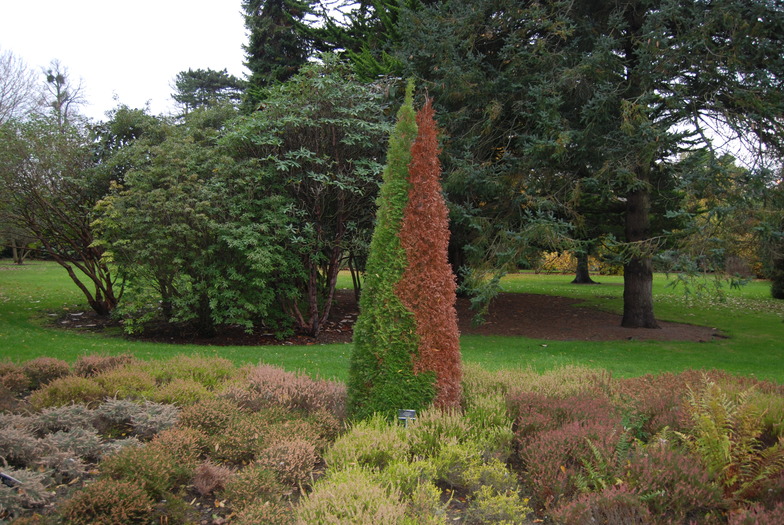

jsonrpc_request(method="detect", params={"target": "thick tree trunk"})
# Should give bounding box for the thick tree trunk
[572,251,597,284]
[621,182,660,328]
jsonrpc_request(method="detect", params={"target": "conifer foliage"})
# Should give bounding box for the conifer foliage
[348,84,461,419]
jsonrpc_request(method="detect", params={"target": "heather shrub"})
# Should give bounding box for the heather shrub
[612,372,695,437]
[296,467,405,524]
[0,361,30,393]
[127,401,180,439]
[402,480,448,524]
[151,377,212,406]
[509,390,619,439]
[94,398,179,439]
[22,357,70,389]
[193,461,233,497]
[625,445,725,521]
[40,427,104,461]
[94,367,156,399]
[242,364,347,418]
[28,375,105,410]
[407,407,472,458]
[93,398,145,437]
[73,353,136,377]
[378,459,438,496]
[221,463,288,510]
[149,427,207,467]
[100,443,192,499]
[147,354,236,389]
[0,468,54,521]
[464,485,532,525]
[37,450,88,483]
[208,412,269,465]
[59,478,154,525]
[32,403,95,434]
[234,500,294,525]
[0,426,40,467]
[177,396,244,434]
[257,439,318,487]
[516,421,620,509]
[0,383,20,412]
[729,502,784,525]
[431,440,518,495]
[324,414,409,471]
[550,485,653,525]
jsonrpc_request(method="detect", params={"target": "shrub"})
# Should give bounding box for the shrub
[550,485,653,525]
[59,478,154,525]
[36,450,88,484]
[73,354,136,377]
[208,412,269,465]
[94,398,179,439]
[221,463,288,510]
[22,357,70,389]
[40,427,104,461]
[234,500,294,525]
[508,390,619,440]
[258,439,318,487]
[464,485,532,525]
[431,440,518,495]
[147,354,236,389]
[324,415,409,471]
[193,461,233,497]
[94,367,156,399]
[0,468,53,521]
[407,408,472,458]
[0,426,40,467]
[378,459,438,497]
[296,467,405,524]
[177,397,244,435]
[625,445,725,521]
[148,427,207,467]
[403,480,448,524]
[28,375,105,410]
[100,443,192,499]
[32,403,95,434]
[729,502,784,525]
[151,377,212,406]
[0,361,30,393]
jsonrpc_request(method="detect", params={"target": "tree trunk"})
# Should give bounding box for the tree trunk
[621,182,660,328]
[571,251,597,284]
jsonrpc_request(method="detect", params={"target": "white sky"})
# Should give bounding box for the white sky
[0,0,248,121]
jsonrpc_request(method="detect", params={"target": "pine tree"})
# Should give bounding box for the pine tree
[397,98,462,409]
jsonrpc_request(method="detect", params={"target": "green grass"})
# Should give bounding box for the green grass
[2,261,783,383]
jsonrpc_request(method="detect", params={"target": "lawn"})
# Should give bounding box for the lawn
[2,260,783,383]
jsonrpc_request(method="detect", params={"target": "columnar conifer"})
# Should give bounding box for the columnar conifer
[348,84,462,419]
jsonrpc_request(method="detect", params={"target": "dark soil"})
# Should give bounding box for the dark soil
[57,288,721,345]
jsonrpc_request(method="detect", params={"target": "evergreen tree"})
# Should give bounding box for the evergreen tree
[171,68,244,114]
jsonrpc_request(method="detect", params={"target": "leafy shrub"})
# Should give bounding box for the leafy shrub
[177,396,244,435]
[22,357,70,389]
[516,421,620,509]
[625,445,725,521]
[100,443,192,499]
[221,463,288,510]
[464,485,532,525]
[94,367,156,399]
[40,427,104,461]
[32,403,95,434]
[193,461,233,497]
[234,500,293,525]
[0,468,53,521]
[296,467,405,524]
[147,354,236,389]
[73,353,136,377]
[59,478,154,525]
[151,377,212,406]
[324,414,409,471]
[550,485,653,525]
[28,375,105,410]
[258,439,317,487]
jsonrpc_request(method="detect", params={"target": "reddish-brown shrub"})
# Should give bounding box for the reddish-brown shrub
[73,354,136,377]
[177,397,245,435]
[149,427,207,467]
[396,97,462,410]
[509,391,619,440]
[550,485,653,525]
[22,357,70,389]
[193,461,233,497]
[207,412,269,465]
[625,445,725,521]
[59,478,154,525]
[221,463,288,510]
[516,421,620,509]
[0,361,30,393]
[729,502,784,525]
[257,439,317,487]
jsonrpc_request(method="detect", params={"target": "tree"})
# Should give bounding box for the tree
[222,55,390,336]
[396,0,784,328]
[43,60,85,129]
[0,47,42,124]
[242,0,317,108]
[0,116,119,315]
[171,68,244,114]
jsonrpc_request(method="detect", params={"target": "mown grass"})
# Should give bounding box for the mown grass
[2,261,783,383]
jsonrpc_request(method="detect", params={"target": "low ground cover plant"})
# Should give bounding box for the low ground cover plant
[1,355,783,523]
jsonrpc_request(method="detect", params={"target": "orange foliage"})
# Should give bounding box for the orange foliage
[396,98,462,409]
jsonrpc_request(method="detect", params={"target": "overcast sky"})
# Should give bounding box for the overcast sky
[0,0,248,121]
